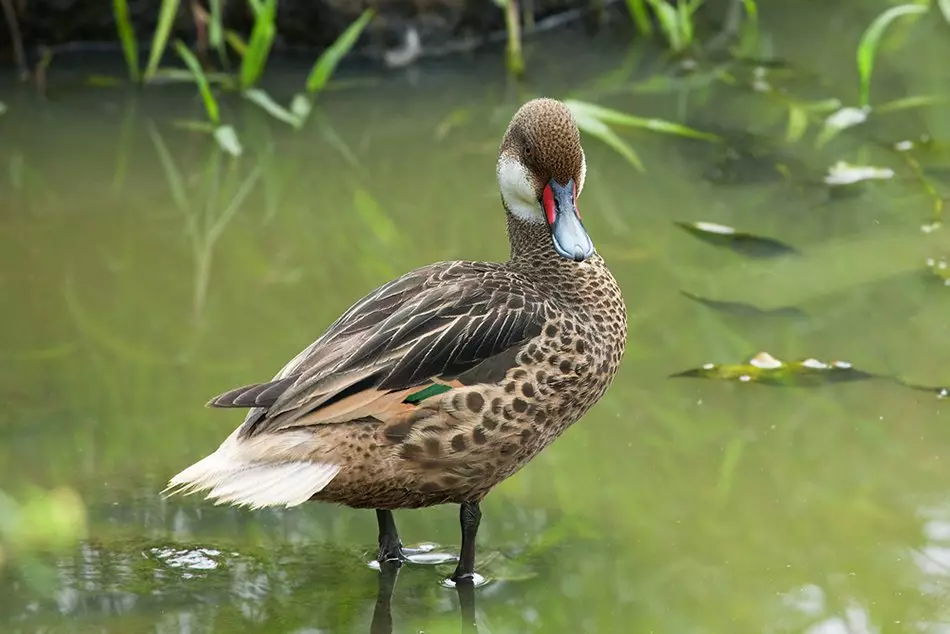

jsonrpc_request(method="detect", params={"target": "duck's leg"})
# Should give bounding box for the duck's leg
[450,502,482,583]
[375,510,407,563]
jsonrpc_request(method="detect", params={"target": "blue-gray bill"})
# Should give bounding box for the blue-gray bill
[546,178,594,262]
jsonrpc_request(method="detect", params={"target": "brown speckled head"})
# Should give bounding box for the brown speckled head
[496,98,593,262]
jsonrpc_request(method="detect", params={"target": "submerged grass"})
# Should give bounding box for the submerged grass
[857,3,928,108]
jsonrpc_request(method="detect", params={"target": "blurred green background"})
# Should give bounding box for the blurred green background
[1,0,950,632]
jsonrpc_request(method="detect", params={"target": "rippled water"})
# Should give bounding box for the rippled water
[2,3,950,632]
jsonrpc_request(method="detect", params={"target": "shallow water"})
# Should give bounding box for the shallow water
[2,4,950,633]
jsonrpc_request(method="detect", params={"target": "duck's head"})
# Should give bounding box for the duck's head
[497,98,593,262]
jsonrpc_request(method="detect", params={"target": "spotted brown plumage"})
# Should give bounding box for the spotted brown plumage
[164,97,628,585]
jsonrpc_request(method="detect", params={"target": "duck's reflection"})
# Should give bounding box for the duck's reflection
[370,561,478,634]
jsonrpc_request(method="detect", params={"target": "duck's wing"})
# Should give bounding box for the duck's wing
[210,261,547,438]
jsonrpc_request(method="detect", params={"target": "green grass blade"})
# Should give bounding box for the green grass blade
[306,9,374,95]
[240,0,277,90]
[785,105,808,143]
[624,0,653,35]
[939,0,950,25]
[647,0,682,52]
[875,94,949,113]
[243,88,302,128]
[856,3,927,108]
[144,0,181,82]
[174,41,220,124]
[209,0,226,65]
[571,110,645,172]
[112,0,140,81]
[564,100,721,142]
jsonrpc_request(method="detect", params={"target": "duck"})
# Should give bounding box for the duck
[164,97,628,584]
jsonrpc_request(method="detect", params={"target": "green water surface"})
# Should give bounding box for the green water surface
[2,3,950,632]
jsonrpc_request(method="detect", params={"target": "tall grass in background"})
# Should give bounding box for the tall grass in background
[105,1,373,155]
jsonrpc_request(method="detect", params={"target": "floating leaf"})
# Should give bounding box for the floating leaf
[816,106,869,147]
[680,291,806,319]
[927,256,950,285]
[673,351,949,397]
[675,221,799,258]
[243,88,302,128]
[857,3,927,107]
[823,161,895,186]
[672,351,877,387]
[306,9,373,95]
[290,94,312,122]
[213,125,243,157]
[86,74,123,87]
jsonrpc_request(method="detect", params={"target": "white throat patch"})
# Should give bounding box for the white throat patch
[497,156,544,224]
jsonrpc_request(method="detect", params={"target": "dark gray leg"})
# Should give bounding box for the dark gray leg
[450,502,481,583]
[375,510,406,563]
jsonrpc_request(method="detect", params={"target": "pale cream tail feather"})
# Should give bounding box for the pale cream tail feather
[162,429,340,509]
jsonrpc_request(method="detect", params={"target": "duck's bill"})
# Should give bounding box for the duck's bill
[542,178,594,262]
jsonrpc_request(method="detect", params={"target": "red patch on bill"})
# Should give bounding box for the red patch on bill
[542,184,556,224]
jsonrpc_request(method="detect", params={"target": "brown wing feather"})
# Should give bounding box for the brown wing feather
[208,261,546,438]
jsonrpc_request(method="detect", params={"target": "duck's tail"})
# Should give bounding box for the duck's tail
[162,429,341,509]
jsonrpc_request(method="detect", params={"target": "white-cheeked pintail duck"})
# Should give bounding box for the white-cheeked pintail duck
[165,97,628,584]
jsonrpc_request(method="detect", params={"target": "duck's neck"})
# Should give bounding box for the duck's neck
[505,213,600,273]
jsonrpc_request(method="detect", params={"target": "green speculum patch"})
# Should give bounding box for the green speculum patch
[403,383,454,404]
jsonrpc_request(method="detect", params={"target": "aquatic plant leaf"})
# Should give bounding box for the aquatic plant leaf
[225,29,247,56]
[353,188,397,245]
[290,94,313,122]
[243,89,302,128]
[816,106,869,147]
[927,256,950,285]
[144,0,181,82]
[671,352,877,387]
[673,352,950,397]
[680,291,806,318]
[875,94,950,114]
[146,121,190,212]
[940,0,950,25]
[647,0,685,52]
[565,100,721,142]
[174,41,220,125]
[209,0,226,64]
[112,0,140,81]
[571,110,645,172]
[149,67,234,86]
[785,105,808,143]
[675,221,799,258]
[857,3,927,107]
[624,0,654,36]
[240,0,277,89]
[306,9,374,96]
[213,125,243,157]
[824,161,895,186]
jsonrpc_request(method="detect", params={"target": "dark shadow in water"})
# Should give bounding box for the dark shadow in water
[371,561,478,634]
